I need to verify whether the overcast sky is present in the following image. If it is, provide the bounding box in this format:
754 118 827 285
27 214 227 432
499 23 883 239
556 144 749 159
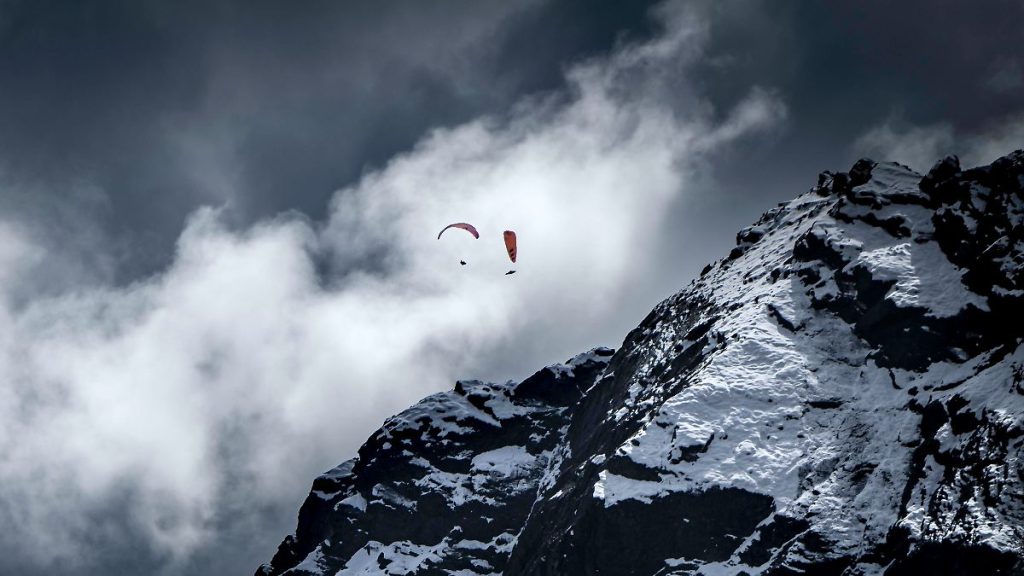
0 1 1022 575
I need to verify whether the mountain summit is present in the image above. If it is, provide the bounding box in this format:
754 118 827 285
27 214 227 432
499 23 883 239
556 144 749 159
260 151 1024 575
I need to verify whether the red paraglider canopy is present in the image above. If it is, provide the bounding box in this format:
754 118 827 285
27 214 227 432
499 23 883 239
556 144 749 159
437 222 480 240
503 230 517 263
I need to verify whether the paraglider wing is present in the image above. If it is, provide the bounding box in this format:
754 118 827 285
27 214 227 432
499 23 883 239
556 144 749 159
503 230 517 263
437 222 480 240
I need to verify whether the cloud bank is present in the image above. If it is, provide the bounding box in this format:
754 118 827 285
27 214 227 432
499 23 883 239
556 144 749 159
0 3 786 574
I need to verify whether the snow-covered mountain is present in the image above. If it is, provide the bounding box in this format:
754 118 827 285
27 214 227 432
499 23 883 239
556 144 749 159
259 151 1024 575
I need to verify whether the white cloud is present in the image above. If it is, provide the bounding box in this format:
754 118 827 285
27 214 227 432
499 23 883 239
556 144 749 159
961 114 1024 167
852 120 955 173
853 114 1024 174
0 2 786 572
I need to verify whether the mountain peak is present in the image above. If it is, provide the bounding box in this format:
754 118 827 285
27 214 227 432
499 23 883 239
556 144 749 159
260 150 1024 575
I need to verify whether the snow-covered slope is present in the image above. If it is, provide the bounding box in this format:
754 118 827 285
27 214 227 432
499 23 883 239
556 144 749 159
259 151 1024 575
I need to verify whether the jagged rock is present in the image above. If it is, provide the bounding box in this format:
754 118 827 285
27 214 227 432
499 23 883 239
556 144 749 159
259 151 1024 576
921 155 962 191
849 158 876 187
258 350 612 576
831 171 852 195
920 155 969 206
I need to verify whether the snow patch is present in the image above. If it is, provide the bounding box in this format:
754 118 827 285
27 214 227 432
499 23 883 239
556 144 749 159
856 241 989 317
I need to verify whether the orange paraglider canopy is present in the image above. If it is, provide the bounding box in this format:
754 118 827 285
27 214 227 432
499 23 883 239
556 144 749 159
437 222 480 240
503 230 517 263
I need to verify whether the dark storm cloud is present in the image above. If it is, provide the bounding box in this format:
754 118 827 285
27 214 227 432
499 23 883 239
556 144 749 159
702 0 1023 172
4 0 1018 286
0 0 659 280
651 0 1024 273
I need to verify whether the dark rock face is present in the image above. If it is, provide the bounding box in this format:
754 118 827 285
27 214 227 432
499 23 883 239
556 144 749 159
260 151 1024 576
259 350 613 575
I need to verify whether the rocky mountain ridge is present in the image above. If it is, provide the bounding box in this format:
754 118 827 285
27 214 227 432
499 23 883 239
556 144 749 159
259 150 1024 575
